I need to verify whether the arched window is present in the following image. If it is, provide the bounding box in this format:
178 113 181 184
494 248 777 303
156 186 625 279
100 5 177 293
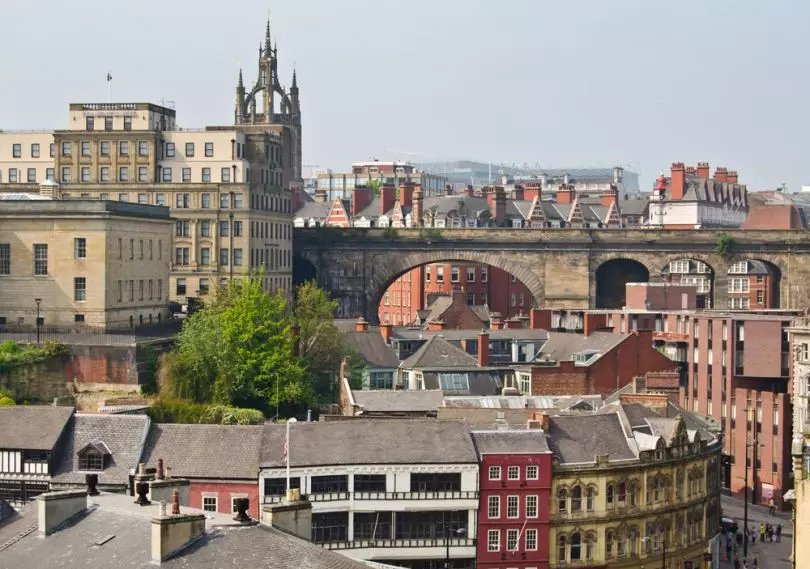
585 533 596 560
606 484 615 509
618 481 627 505
605 530 615 559
616 529 626 557
571 485 582 512
557 488 567 513
629 481 639 506
628 527 638 556
585 487 595 511
570 532 582 561
654 477 662 502
558 535 567 562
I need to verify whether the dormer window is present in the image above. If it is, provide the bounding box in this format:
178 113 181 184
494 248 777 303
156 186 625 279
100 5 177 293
78 440 111 471
573 350 599 365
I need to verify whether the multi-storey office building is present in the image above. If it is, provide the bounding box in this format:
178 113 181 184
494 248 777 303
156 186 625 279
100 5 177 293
260 420 479 569
0 23 300 303
0 194 171 328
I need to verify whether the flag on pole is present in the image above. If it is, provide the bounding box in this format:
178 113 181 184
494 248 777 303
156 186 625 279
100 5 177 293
107 72 112 82
283 427 289 460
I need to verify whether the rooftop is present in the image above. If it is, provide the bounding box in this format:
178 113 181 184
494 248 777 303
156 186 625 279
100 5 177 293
0 199 172 220
0 406 74 451
472 430 551 455
352 390 445 414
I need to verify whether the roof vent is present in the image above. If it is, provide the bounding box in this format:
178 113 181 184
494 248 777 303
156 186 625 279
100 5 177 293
134 482 151 506
85 474 100 497
233 498 253 524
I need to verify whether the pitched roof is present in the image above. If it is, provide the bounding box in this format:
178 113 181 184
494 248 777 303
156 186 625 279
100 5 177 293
142 424 263 480
344 331 400 368
537 331 628 364
0 406 74 451
472 430 551 455
353 390 444 413
400 335 479 369
52 414 150 487
546 413 636 464
260 419 478 467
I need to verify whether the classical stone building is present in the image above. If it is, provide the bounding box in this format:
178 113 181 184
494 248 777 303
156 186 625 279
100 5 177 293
0 194 172 328
545 395 723 569
0 21 300 303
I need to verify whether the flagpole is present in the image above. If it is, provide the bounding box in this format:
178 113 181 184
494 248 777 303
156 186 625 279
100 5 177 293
107 71 112 103
286 417 297 498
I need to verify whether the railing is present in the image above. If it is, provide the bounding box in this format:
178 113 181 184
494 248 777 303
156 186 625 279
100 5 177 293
322 537 476 550
0 322 181 346
263 490 477 504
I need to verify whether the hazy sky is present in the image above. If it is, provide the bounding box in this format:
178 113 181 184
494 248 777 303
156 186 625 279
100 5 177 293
2 0 808 190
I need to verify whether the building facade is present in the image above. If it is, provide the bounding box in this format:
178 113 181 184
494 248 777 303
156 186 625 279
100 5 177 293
317 161 448 201
473 430 553 569
0 22 299 304
0 196 172 328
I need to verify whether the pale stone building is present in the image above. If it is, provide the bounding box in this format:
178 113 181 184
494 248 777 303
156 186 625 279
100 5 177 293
788 321 810 568
0 22 300 303
0 193 172 328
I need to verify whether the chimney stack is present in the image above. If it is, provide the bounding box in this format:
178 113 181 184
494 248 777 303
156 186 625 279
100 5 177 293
157 458 165 481
38 490 88 536
490 312 504 330
556 184 574 205
513 184 524 201
412 184 424 228
261 491 313 540
313 188 327 203
465 185 474 197
399 182 414 208
355 317 369 332
583 312 608 338
477 329 490 367
714 167 728 183
670 162 686 200
529 308 551 330
727 170 739 184
151 498 206 563
445 184 454 197
427 319 446 331
86 474 100 496
352 185 371 216
696 162 710 179
599 185 618 208
380 183 395 216
380 323 393 344
523 182 541 202
493 186 507 226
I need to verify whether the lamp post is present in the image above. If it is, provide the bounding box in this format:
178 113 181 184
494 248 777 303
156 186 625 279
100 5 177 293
444 527 466 569
34 298 42 343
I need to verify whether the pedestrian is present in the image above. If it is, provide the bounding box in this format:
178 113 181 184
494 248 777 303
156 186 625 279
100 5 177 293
753 556 759 569
767 524 774 542
776 523 782 543
751 528 756 544
759 522 766 542
734 555 740 569
769 497 775 515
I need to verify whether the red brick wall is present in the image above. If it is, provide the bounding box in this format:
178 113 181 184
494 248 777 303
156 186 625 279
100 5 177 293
740 320 782 377
190 481 260 519
477 452 552 569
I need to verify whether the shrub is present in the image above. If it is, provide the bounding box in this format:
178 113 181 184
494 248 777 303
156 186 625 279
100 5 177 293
715 233 735 258
419 228 443 239
147 398 265 425
0 389 15 406
0 341 68 373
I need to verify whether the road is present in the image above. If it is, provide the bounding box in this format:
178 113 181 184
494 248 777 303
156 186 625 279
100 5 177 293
720 496 792 569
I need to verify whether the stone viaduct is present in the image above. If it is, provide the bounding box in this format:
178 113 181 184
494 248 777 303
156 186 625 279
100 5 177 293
293 228 810 322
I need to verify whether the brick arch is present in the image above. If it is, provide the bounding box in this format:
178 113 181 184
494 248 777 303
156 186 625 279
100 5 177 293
366 250 546 324
655 253 724 278
589 254 655 309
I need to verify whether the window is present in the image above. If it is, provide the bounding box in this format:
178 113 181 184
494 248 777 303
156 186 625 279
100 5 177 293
205 142 214 157
451 266 460 282
78 450 104 471
202 496 217 512
176 278 187 296
81 167 90 182
104 116 113 131
481 266 489 282
27 168 36 183
138 167 148 182
33 244 48 275
233 193 243 208
61 141 72 156
219 248 229 266
100 141 110 156
436 266 444 283
525 528 538 551
526 495 538 518
81 141 91 156
488 465 501 480
526 465 538 480
61 167 71 183
85 116 95 131
137 141 148 156
0 244 9 275
201 193 210 208
7 168 17 183
757 290 764 304
219 221 229 237
166 143 176 157
232 249 243 266
119 167 129 182
176 220 190 237
233 221 243 236
487 529 500 552
729 278 750 293
570 532 582 561
507 465 519 480
74 238 87 259
119 193 129 202
158 279 162 299
586 487 595 511
222 167 231 182
729 261 748 274
100 167 110 182
507 495 519 518
488 495 500 518
466 267 475 282
311 475 348 494
202 167 211 182
119 141 129 156
200 220 211 237
185 142 194 157
606 484 614 509
353 474 386 492
12 143 21 158
175 247 189 266
46 168 54 181
50 143 55 157
162 168 172 182
138 280 144 300
506 529 519 552
558 536 567 562
182 167 191 182
425 266 430 282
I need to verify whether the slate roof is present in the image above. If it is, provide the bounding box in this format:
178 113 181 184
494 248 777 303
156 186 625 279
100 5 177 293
293 200 330 220
392 329 549 342
536 331 629 363
472 431 551 455
0 493 372 569
619 198 649 216
0 406 74 451
400 335 479 369
352 390 444 413
344 331 400 368
422 371 503 395
142 424 263 480
546 413 636 464
52 414 150 487
260 419 478 467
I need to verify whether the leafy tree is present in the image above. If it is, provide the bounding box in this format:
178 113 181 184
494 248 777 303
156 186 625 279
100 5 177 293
0 389 15 406
368 179 382 197
343 347 368 391
295 281 343 393
164 271 307 412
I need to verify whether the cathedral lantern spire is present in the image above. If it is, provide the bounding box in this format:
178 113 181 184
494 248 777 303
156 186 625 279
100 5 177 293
265 19 272 53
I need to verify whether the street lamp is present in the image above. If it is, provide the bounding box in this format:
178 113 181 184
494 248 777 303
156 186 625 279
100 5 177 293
743 406 765 560
641 535 666 569
445 527 466 569
34 298 42 343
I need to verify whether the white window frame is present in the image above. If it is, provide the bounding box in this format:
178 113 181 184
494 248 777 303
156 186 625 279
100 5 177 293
525 528 538 551
526 465 538 480
526 495 538 518
506 529 519 552
488 495 500 519
507 465 520 480
202 495 218 512
487 529 500 552
507 495 519 518
488 465 501 480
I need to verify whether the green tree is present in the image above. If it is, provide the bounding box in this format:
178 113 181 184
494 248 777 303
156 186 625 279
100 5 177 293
165 271 307 412
0 389 15 406
294 281 343 399
368 179 381 197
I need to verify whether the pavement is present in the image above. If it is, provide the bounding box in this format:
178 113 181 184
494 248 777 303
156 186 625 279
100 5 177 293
720 496 792 569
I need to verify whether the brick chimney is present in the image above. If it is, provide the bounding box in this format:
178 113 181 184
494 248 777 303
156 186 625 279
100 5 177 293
399 182 414 208
583 313 607 338
523 182 541 202
727 170 739 184
380 183 395 215
513 184 524 201
465 185 475 197
37 490 88 536
670 162 686 200
427 319 446 331
714 167 728 183
355 317 369 332
412 184 423 228
380 323 393 344
313 188 327 203
556 184 574 205
599 184 618 208
505 317 522 330
529 308 551 330
685 166 697 176
696 162 710 179
352 185 371 216
477 330 490 367
493 186 507 226
490 312 504 330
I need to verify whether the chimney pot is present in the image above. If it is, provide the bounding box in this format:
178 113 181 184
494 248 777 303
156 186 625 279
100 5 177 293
355 317 369 332
135 481 151 506
166 467 172 480
138 463 146 476
157 458 165 481
233 498 252 524
85 474 100 496
159 501 167 517
171 490 180 515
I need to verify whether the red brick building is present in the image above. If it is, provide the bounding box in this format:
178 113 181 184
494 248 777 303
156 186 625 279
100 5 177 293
473 429 553 569
142 423 263 519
